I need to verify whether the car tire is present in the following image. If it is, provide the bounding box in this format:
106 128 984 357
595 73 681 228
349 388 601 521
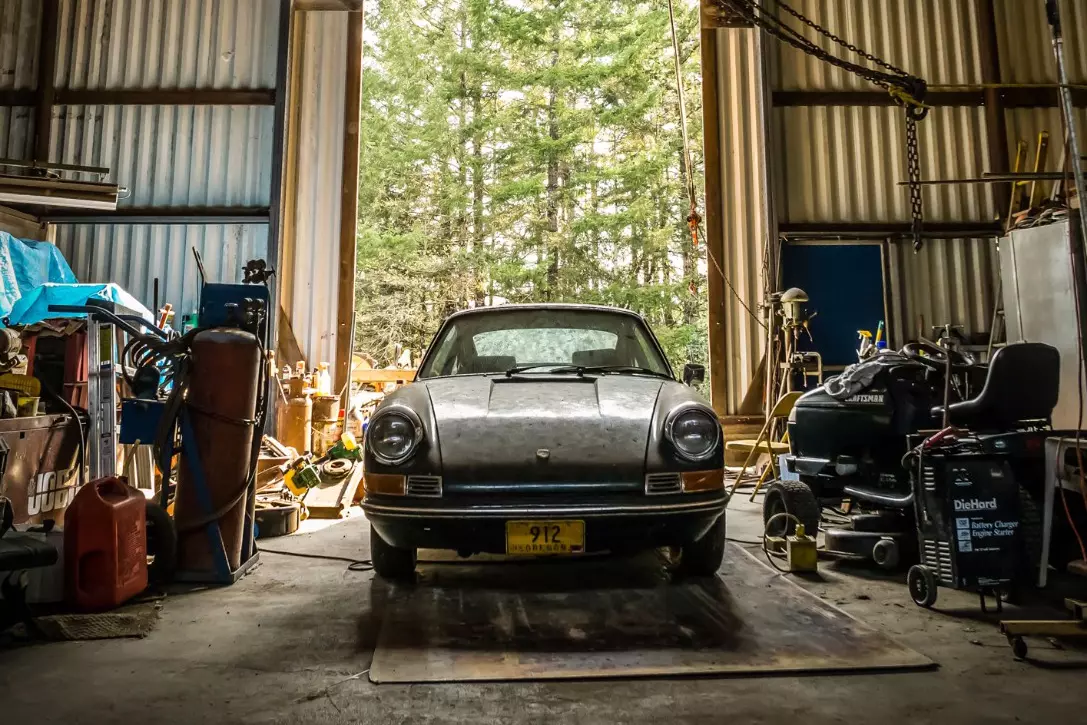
678 514 726 577
370 525 417 581
762 479 820 536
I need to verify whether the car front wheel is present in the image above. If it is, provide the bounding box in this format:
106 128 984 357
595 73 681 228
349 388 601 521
370 525 417 581
677 514 726 576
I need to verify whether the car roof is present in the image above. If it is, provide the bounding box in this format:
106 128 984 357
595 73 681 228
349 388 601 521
444 303 645 322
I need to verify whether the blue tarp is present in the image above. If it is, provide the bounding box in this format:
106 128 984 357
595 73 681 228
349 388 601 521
0 232 77 318
0 231 152 326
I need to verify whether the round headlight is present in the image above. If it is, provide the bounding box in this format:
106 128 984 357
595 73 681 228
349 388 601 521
667 408 720 461
367 410 422 465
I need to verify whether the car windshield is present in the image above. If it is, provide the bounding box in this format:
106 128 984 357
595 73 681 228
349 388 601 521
417 308 673 379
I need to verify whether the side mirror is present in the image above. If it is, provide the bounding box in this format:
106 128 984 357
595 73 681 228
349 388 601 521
682 363 705 386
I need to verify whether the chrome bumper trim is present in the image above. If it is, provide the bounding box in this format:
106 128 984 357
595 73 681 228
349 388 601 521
362 494 728 519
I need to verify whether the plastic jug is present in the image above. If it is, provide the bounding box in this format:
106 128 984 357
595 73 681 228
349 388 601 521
64 477 148 611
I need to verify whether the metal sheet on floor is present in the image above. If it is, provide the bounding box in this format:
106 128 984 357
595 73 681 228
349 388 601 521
369 543 933 683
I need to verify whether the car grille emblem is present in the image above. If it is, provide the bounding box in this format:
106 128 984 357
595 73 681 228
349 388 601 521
536 448 550 461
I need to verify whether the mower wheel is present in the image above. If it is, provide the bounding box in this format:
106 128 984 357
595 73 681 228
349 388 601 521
762 480 820 536
908 565 938 608
872 537 901 570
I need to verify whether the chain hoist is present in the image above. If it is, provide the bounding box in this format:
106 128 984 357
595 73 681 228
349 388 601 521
720 0 930 249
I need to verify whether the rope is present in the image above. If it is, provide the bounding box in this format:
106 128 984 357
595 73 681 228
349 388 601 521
666 0 766 331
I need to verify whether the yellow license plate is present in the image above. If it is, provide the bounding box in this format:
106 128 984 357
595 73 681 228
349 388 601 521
505 520 585 555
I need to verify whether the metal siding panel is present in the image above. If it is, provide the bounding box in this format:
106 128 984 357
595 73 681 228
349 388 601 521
54 0 280 90
773 0 984 90
776 105 993 223
0 107 34 160
1006 106 1087 175
716 28 769 413
48 104 274 206
888 238 998 347
286 13 347 370
0 0 41 90
54 223 269 317
995 0 1087 84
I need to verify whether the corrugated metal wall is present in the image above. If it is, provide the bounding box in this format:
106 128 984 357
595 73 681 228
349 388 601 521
56 223 268 317
772 0 985 89
282 12 347 370
53 0 280 90
0 0 41 90
710 27 772 414
774 105 994 223
2 0 281 328
995 0 1087 83
48 104 273 207
708 0 1086 412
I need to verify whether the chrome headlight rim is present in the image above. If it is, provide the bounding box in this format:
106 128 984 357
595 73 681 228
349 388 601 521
367 406 424 466
664 405 721 462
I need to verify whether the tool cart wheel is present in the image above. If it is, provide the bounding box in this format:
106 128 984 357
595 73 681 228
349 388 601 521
370 526 417 582
762 480 820 536
907 564 938 608
1009 635 1028 660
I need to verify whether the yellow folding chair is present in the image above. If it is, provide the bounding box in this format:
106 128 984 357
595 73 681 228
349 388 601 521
726 391 803 501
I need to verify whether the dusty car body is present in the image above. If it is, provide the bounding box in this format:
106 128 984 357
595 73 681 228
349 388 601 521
361 304 727 579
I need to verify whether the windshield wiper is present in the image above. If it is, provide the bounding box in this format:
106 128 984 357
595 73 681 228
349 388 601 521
504 364 563 377
547 365 672 379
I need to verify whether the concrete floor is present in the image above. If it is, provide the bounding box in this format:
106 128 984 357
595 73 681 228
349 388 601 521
2 497 1085 725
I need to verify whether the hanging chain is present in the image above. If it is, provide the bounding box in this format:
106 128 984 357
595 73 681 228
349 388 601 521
720 0 930 249
904 114 924 250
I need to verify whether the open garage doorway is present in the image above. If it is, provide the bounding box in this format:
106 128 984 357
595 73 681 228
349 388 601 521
353 0 707 378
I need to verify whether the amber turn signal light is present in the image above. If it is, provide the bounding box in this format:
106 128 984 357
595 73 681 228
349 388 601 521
682 469 724 492
364 473 406 496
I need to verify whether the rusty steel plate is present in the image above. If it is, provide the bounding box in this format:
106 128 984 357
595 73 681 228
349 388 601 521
369 543 933 683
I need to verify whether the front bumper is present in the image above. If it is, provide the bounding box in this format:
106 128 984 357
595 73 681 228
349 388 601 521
363 494 728 554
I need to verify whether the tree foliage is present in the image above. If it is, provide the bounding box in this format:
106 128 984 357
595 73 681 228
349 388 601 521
356 0 707 372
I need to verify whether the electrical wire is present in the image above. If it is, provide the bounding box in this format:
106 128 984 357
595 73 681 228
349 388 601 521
762 511 802 573
258 547 374 572
40 380 86 488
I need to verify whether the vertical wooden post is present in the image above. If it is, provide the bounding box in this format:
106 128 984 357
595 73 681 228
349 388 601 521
978 0 1010 217
700 25 728 417
336 10 365 391
33 0 59 164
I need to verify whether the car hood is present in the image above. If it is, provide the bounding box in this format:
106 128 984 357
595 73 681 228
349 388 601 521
422 374 664 485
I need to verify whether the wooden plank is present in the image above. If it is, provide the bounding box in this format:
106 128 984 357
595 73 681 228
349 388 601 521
33 0 59 163
701 28 728 417
353 368 417 384
335 10 364 393
53 88 276 106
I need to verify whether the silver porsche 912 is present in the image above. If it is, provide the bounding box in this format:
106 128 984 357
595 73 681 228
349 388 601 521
361 304 727 580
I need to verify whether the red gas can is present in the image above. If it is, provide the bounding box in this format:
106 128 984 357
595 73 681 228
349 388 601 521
64 477 147 611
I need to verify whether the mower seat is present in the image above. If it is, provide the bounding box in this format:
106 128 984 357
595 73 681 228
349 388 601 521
931 342 1059 429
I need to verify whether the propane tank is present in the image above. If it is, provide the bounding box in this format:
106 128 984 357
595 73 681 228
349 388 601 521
174 328 261 573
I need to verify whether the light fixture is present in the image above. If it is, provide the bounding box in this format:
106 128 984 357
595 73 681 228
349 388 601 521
0 174 119 211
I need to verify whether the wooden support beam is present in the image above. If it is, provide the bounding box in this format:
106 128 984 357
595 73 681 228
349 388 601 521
778 221 1003 238
33 0 59 163
978 0 1011 215
772 88 1086 109
335 10 364 392
701 28 728 417
53 88 276 106
41 206 270 224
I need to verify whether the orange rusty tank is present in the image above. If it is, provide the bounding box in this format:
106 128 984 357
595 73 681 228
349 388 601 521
173 328 261 573
64 477 147 611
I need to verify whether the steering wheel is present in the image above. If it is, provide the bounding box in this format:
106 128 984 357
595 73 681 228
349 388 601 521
902 341 975 371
